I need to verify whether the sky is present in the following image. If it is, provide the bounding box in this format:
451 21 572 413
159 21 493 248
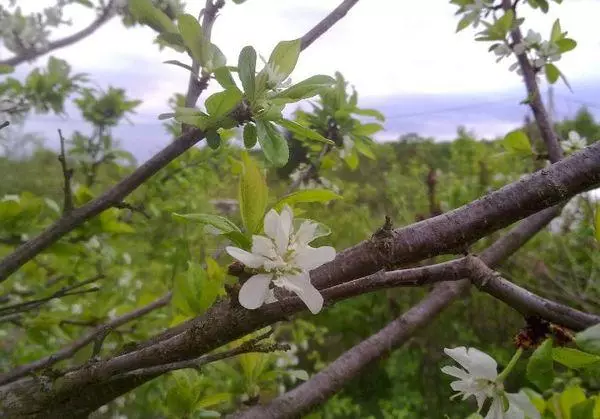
3 0 600 162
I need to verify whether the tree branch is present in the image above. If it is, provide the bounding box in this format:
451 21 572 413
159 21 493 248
0 0 362 283
57 129 74 214
113 329 288 380
299 0 360 50
502 0 563 163
0 292 171 386
0 1 118 67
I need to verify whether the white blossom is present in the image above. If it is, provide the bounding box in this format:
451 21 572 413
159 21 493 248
339 135 354 159
226 205 335 314
71 304 83 315
523 30 542 47
442 346 540 419
261 57 292 91
561 130 587 153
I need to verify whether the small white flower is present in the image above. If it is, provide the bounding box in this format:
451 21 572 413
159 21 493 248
511 42 526 56
263 60 292 91
71 304 83 315
339 135 354 159
523 30 542 47
108 308 118 320
442 346 540 419
115 397 126 408
226 205 335 314
98 405 109 414
118 272 132 287
492 44 513 62
562 130 587 153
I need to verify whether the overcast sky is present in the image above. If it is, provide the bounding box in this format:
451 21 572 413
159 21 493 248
4 0 600 161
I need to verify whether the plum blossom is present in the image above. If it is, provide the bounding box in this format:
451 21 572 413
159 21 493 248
561 130 587 153
226 205 335 314
442 346 539 419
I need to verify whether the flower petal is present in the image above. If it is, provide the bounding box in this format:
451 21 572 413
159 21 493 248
238 274 272 310
466 348 498 381
293 245 336 271
295 220 318 245
282 273 324 314
441 365 470 381
484 395 505 419
506 391 540 419
226 246 265 268
252 235 277 259
263 209 280 241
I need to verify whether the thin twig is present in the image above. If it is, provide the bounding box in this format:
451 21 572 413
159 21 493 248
112 329 288 380
0 121 9 130
300 0 360 50
0 292 171 386
57 129 74 214
0 274 104 317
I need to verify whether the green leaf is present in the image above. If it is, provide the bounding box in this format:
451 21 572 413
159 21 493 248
353 123 384 136
276 119 333 144
173 213 242 234
243 123 257 148
456 14 475 32
268 39 302 80
352 108 385 122
550 19 562 43
571 399 596 419
502 130 532 154
344 147 359 170
205 89 242 120
556 38 577 53
0 64 15 74
497 9 514 33
129 0 177 34
274 189 342 211
163 60 197 75
213 67 237 90
255 119 289 167
206 130 221 149
238 152 268 234
575 323 600 355
553 347 600 369
177 14 205 65
353 137 376 159
527 338 554 391
238 46 257 101
559 386 587 419
545 63 560 84
271 75 335 102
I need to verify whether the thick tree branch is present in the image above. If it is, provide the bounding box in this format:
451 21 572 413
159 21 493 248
0 1 118 67
0 293 171 386
0 0 362 283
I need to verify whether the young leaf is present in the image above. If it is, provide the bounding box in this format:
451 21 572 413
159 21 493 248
238 46 257 101
129 0 177 34
271 75 335 102
550 19 562 43
545 63 560 84
172 213 242 234
206 130 221 149
353 123 384 136
205 89 242 120
213 67 237 90
502 130 532 154
276 119 333 144
456 14 475 32
274 189 342 211
255 119 289 167
527 338 554 391
353 137 376 159
552 348 600 369
177 14 205 65
575 323 600 355
243 123 257 148
268 39 302 80
238 152 268 234
555 38 577 53
352 108 385 122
